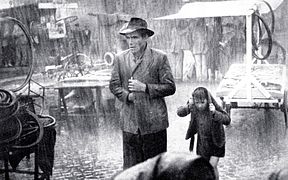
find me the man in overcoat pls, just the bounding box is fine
[82,25,91,54]
[109,17,176,169]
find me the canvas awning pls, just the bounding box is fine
[38,3,78,9]
[0,0,38,10]
[154,0,283,20]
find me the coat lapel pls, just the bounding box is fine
[131,45,153,77]
[131,57,144,76]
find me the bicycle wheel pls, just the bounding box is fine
[0,116,22,145]
[0,17,34,92]
[12,109,44,149]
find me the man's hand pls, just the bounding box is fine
[128,79,146,92]
[128,93,135,102]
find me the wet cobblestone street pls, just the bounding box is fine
[1,80,288,180]
[1,0,288,179]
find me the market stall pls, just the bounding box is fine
[155,0,288,129]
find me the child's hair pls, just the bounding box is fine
[192,87,208,101]
[192,87,209,111]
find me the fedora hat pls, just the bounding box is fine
[119,17,154,37]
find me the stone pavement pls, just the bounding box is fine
[1,81,288,180]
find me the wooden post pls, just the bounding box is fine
[246,14,253,101]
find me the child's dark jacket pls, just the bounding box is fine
[177,90,231,152]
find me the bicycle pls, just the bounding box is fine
[45,52,92,81]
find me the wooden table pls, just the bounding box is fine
[45,80,110,118]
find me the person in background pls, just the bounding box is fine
[72,23,83,53]
[190,18,209,82]
[177,87,231,180]
[1,36,15,67]
[13,24,29,67]
[170,20,191,80]
[109,17,176,169]
[82,25,91,55]
[113,152,216,180]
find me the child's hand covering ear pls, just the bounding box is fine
[209,103,216,114]
[187,97,194,109]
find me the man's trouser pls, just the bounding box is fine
[122,129,167,169]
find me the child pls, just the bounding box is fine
[177,87,231,180]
